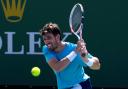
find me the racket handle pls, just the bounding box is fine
[81,53,86,57]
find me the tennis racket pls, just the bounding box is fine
[69,3,86,57]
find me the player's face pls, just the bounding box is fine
[43,33,59,50]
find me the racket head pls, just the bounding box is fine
[69,3,84,34]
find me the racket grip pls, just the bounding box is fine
[81,53,86,57]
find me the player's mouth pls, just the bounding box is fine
[46,43,52,48]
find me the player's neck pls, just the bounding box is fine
[54,41,65,53]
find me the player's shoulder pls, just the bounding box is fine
[42,45,49,54]
[43,45,47,50]
[64,41,77,48]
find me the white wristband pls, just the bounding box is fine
[86,58,94,67]
[66,51,77,62]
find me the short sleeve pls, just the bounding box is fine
[42,46,55,62]
[87,53,93,59]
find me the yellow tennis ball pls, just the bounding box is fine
[31,67,41,77]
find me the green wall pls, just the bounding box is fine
[87,0,128,88]
[0,0,128,88]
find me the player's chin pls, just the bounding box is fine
[48,47,54,51]
[48,47,52,50]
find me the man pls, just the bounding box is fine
[40,22,100,89]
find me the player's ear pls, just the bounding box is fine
[56,34,61,41]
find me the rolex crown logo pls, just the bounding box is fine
[1,0,26,22]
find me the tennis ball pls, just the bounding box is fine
[31,67,41,77]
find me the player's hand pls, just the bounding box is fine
[75,39,88,56]
[76,39,85,52]
[80,46,88,57]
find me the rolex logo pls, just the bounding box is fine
[1,0,26,22]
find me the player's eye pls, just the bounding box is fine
[43,35,52,41]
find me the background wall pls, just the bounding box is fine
[0,0,128,88]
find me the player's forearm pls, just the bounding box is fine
[53,58,70,72]
[82,56,101,70]
[51,51,77,72]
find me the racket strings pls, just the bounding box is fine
[69,3,84,40]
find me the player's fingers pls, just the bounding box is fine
[81,46,88,54]
[77,40,85,46]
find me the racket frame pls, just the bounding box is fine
[69,3,84,40]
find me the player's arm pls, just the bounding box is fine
[48,58,70,72]
[76,40,101,70]
[47,51,77,72]
[82,56,101,70]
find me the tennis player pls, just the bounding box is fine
[40,22,100,89]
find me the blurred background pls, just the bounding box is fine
[0,0,128,89]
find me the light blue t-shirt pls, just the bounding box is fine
[43,42,93,89]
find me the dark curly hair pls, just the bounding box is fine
[40,22,62,40]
